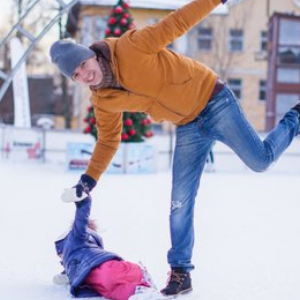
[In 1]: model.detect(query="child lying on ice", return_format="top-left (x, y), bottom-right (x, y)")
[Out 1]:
top-left (54, 190), bottom-right (163, 300)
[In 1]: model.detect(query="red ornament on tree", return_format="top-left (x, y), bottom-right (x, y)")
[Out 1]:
top-left (105, 28), bottom-right (111, 35)
top-left (128, 129), bottom-right (136, 136)
top-left (109, 17), bottom-right (117, 24)
top-left (123, 2), bottom-right (129, 9)
top-left (141, 118), bottom-right (150, 125)
top-left (120, 18), bottom-right (128, 26)
top-left (124, 119), bottom-right (133, 126)
top-left (144, 131), bottom-right (154, 137)
top-left (123, 13), bottom-right (130, 19)
top-left (128, 23), bottom-right (135, 30)
top-left (114, 27), bottom-right (121, 36)
top-left (84, 126), bottom-right (92, 133)
top-left (121, 133), bottom-right (129, 140)
top-left (115, 6), bottom-right (123, 13)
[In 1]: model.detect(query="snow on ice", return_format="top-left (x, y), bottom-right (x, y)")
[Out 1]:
top-left (1, 139), bottom-right (300, 300)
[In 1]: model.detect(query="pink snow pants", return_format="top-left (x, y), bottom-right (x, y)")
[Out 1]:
top-left (84, 260), bottom-right (149, 300)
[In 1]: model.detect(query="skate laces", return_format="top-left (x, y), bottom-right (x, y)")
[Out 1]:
top-left (166, 270), bottom-right (185, 285)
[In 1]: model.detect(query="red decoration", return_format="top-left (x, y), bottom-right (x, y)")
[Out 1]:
top-left (84, 126), bottom-right (92, 133)
top-left (90, 117), bottom-right (96, 124)
top-left (123, 13), bottom-right (130, 19)
top-left (114, 28), bottom-right (121, 36)
top-left (115, 6), bottom-right (123, 13)
top-left (128, 23), bottom-right (135, 30)
top-left (109, 17), bottom-right (117, 24)
top-left (120, 18), bottom-right (128, 26)
top-left (123, 2), bottom-right (129, 9)
top-left (124, 119), bottom-right (133, 126)
top-left (121, 133), bottom-right (129, 140)
top-left (128, 129), bottom-right (136, 136)
top-left (105, 28), bottom-right (111, 35)
top-left (141, 118), bottom-right (151, 125)
top-left (144, 131), bottom-right (154, 137)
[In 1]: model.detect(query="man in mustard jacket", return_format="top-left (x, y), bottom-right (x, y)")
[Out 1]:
top-left (50, 0), bottom-right (300, 296)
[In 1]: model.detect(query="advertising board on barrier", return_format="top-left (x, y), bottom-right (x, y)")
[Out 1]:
top-left (2, 127), bottom-right (42, 161)
top-left (66, 143), bottom-right (93, 170)
top-left (106, 143), bottom-right (156, 174)
top-left (66, 142), bottom-right (155, 174)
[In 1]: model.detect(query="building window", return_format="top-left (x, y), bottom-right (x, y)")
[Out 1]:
top-left (261, 31), bottom-right (267, 52)
top-left (229, 29), bottom-right (244, 52)
top-left (278, 46), bottom-right (300, 65)
top-left (228, 78), bottom-right (242, 99)
top-left (279, 19), bottom-right (300, 46)
top-left (276, 93), bottom-right (299, 123)
top-left (259, 80), bottom-right (266, 101)
top-left (277, 68), bottom-right (300, 83)
top-left (197, 27), bottom-right (212, 51)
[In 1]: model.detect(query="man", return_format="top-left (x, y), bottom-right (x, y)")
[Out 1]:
top-left (50, 0), bottom-right (300, 296)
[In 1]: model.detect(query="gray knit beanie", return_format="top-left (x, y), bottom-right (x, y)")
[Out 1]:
top-left (50, 40), bottom-right (95, 78)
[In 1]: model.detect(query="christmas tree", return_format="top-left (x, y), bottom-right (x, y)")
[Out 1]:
top-left (83, 105), bottom-right (97, 140)
top-left (83, 105), bottom-right (153, 142)
top-left (83, 0), bottom-right (154, 142)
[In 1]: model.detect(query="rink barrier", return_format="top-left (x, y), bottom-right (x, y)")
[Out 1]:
top-left (0, 125), bottom-right (174, 172)
top-left (1, 125), bottom-right (300, 173)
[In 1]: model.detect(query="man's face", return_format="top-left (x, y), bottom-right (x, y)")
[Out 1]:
top-left (72, 55), bottom-right (103, 86)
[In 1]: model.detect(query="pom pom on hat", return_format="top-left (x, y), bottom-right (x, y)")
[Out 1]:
top-left (50, 39), bottom-right (95, 78)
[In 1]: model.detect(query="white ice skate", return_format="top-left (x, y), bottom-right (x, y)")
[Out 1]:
top-left (52, 272), bottom-right (69, 285)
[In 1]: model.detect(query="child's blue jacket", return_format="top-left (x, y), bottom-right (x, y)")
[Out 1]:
top-left (55, 196), bottom-right (122, 297)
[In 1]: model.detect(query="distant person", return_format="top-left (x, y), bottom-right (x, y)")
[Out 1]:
top-left (54, 192), bottom-right (162, 300)
top-left (50, 0), bottom-right (300, 296)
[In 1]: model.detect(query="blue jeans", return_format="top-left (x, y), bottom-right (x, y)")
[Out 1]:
top-left (167, 85), bottom-right (299, 271)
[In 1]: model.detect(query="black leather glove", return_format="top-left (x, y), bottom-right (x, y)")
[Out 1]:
top-left (75, 174), bottom-right (97, 197)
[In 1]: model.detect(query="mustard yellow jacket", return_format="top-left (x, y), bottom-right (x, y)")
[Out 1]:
top-left (87, 0), bottom-right (222, 181)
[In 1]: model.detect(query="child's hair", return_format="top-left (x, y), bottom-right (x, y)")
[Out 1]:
top-left (67, 218), bottom-right (98, 231)
top-left (87, 219), bottom-right (98, 231)
top-left (55, 219), bottom-right (99, 256)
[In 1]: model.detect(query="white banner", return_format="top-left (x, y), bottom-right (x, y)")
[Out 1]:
top-left (10, 37), bottom-right (31, 128)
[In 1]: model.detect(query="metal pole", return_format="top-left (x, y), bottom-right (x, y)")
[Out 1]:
top-left (267, 0), bottom-right (270, 17)
top-left (0, 0), bottom-right (79, 102)
top-left (58, 10), bottom-right (71, 129)
top-left (17, 0), bottom-right (23, 40)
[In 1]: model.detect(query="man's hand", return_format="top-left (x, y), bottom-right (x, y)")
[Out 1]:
top-left (75, 174), bottom-right (97, 197)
